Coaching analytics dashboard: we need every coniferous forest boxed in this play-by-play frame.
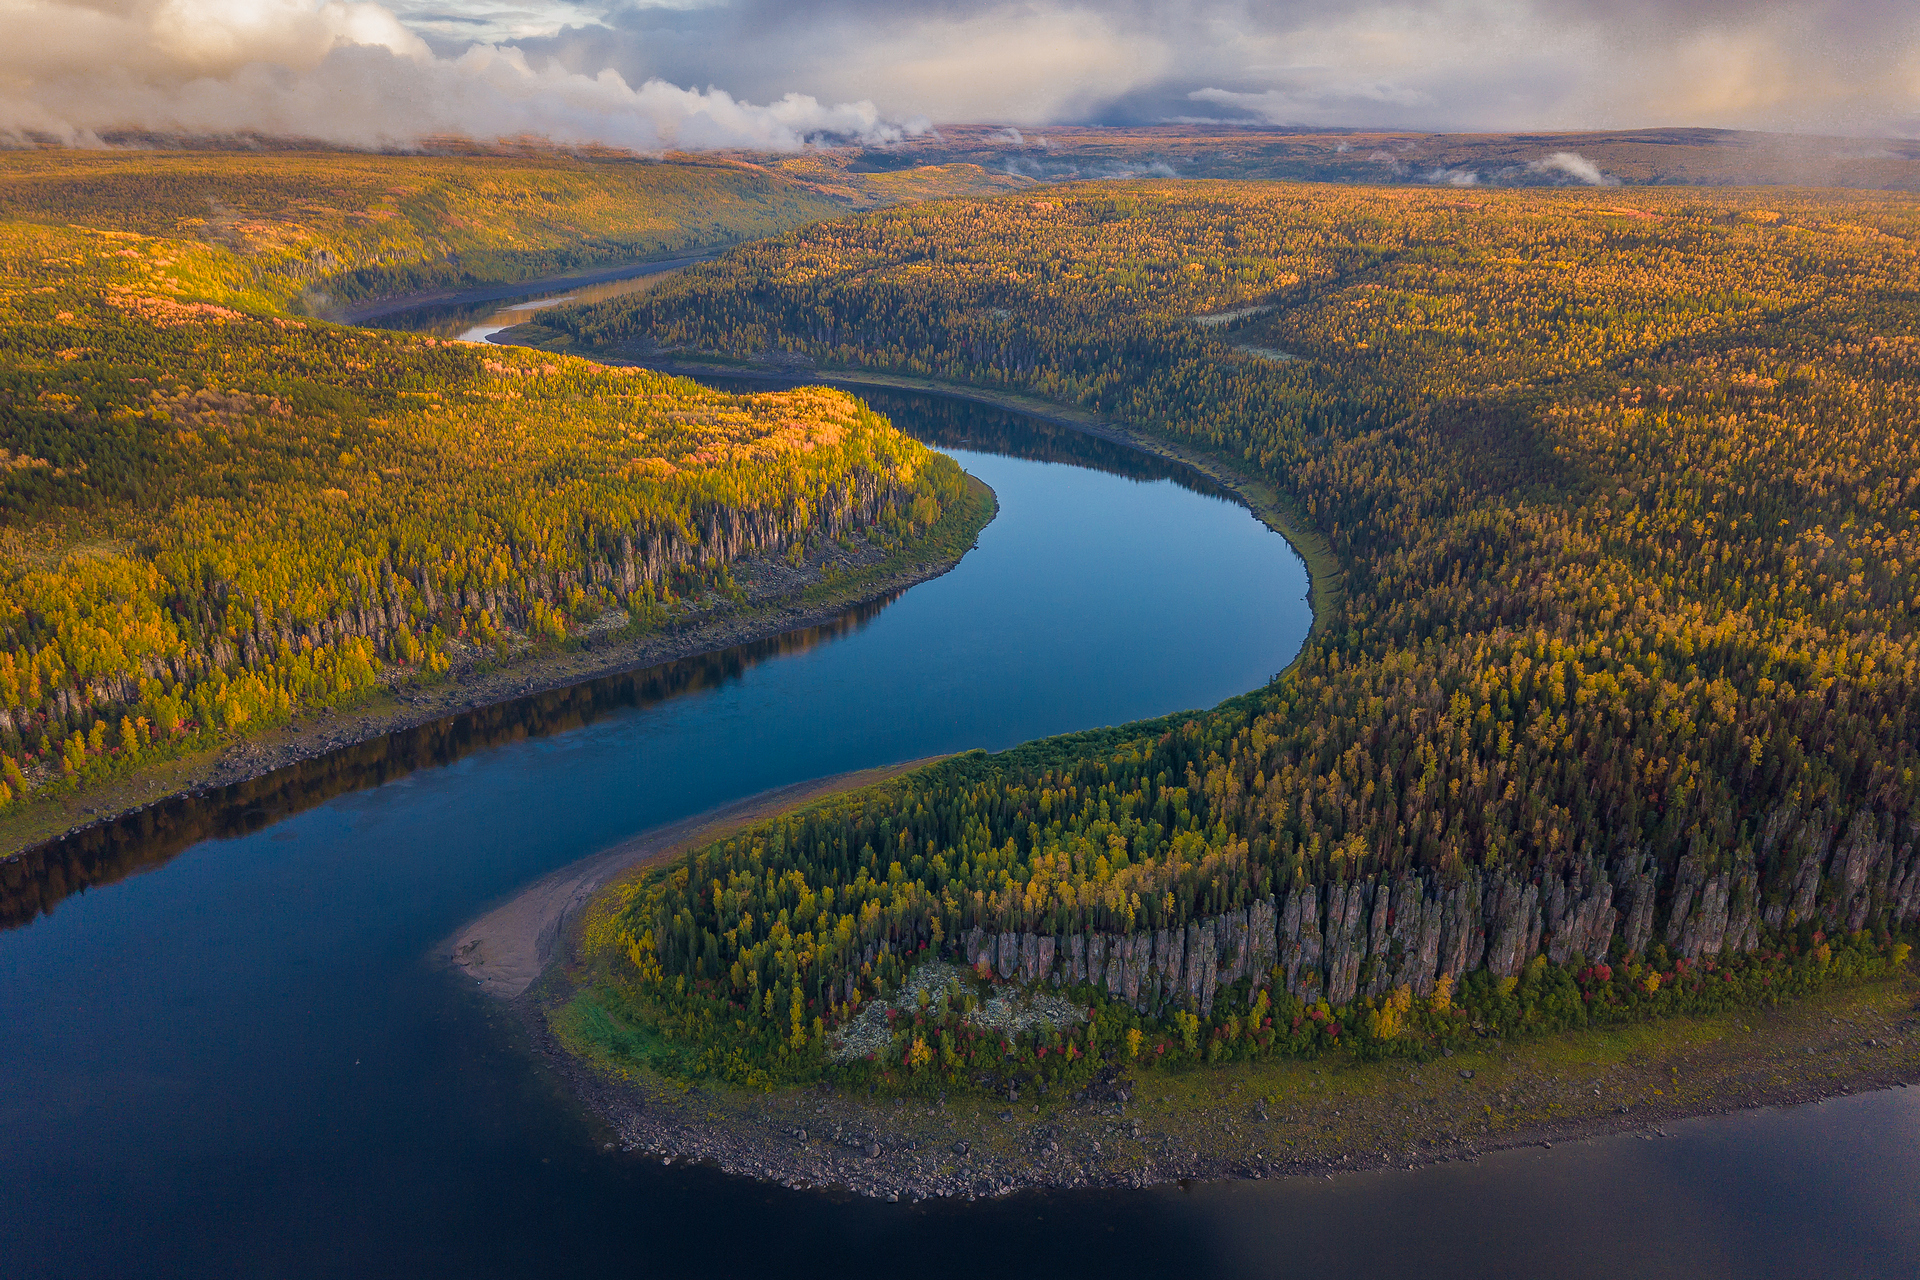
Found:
[0,155,967,816]
[548,182,1920,1089]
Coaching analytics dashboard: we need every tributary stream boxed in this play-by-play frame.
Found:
[1,357,1915,1276]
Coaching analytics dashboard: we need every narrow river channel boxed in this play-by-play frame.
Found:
[1,355,1914,1277]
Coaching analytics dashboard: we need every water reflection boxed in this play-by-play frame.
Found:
[360,261,692,340]
[699,376,1233,499]
[0,378,1259,931]
[366,286,1237,499]
[0,599,890,931]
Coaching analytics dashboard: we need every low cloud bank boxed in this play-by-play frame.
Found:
[1528,151,1619,186]
[3,1,1914,152]
[1361,148,1618,188]
[0,1,916,150]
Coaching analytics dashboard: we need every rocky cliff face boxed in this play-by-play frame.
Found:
[951,809,1919,1016]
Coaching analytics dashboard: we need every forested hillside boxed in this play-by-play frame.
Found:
[0,150,854,315]
[840,125,1920,191]
[0,176,967,818]
[554,182,1920,1084]
[0,149,1036,315]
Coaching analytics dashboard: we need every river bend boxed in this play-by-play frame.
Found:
[2,384,1914,1279]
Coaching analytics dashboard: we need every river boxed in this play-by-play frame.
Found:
[1,343,1914,1277]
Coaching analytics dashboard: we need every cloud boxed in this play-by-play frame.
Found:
[1004,153,1177,180]
[1,1,1915,148]
[519,0,1920,136]
[0,0,916,149]
[1528,151,1617,185]
[386,2,615,45]
[530,3,1170,126]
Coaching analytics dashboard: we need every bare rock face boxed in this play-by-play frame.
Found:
[1126,931,1151,1008]
[1788,810,1833,925]
[1759,801,1798,932]
[930,807,1915,1023]
[1369,877,1427,997]
[1482,875,1540,979]
[1889,838,1920,925]
[1119,933,1145,1006]
[1245,898,1279,983]
[1438,875,1483,981]
[1619,859,1658,960]
[965,928,992,973]
[1106,933,1132,1003]
[1153,927,1182,1008]
[1830,811,1890,932]
[1681,873,1732,959]
[1362,885,1394,999]
[1544,858,1617,967]
[1324,881,1370,1005]
[1183,918,1218,1014]
[1216,907,1251,988]
[1725,871,1762,955]
[1278,887,1324,999]
[1666,853,1715,956]
[1015,933,1036,983]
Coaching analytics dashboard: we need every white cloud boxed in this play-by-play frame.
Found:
[1528,151,1617,185]
[386,1,616,45]
[523,0,1920,136]
[0,0,914,149]
[1,0,1916,147]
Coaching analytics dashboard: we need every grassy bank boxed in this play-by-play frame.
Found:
[544,878,1915,1199]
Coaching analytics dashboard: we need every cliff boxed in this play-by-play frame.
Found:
[946,808,1919,1015]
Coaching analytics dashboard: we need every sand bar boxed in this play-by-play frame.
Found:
[446,757,945,998]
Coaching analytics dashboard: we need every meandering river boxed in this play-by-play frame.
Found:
[2,376,1915,1278]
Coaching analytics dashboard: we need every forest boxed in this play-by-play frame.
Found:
[825,125,1920,191]
[0,149,847,313]
[0,164,967,817]
[0,148,1029,314]
[550,181,1920,1089]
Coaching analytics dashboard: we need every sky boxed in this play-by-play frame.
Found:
[2,1,1915,150]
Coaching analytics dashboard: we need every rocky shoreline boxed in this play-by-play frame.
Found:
[523,973,1919,1202]
[0,479,994,862]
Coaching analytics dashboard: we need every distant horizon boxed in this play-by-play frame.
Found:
[4,1,1914,153]
[12,122,1919,194]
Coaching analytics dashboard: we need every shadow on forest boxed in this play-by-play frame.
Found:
[697,375,1235,500]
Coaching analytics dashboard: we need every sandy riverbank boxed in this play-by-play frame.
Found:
[447,759,946,998]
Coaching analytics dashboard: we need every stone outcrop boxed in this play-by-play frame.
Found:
[941,804,1920,1016]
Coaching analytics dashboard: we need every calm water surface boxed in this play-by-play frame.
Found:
[1,390,1914,1278]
